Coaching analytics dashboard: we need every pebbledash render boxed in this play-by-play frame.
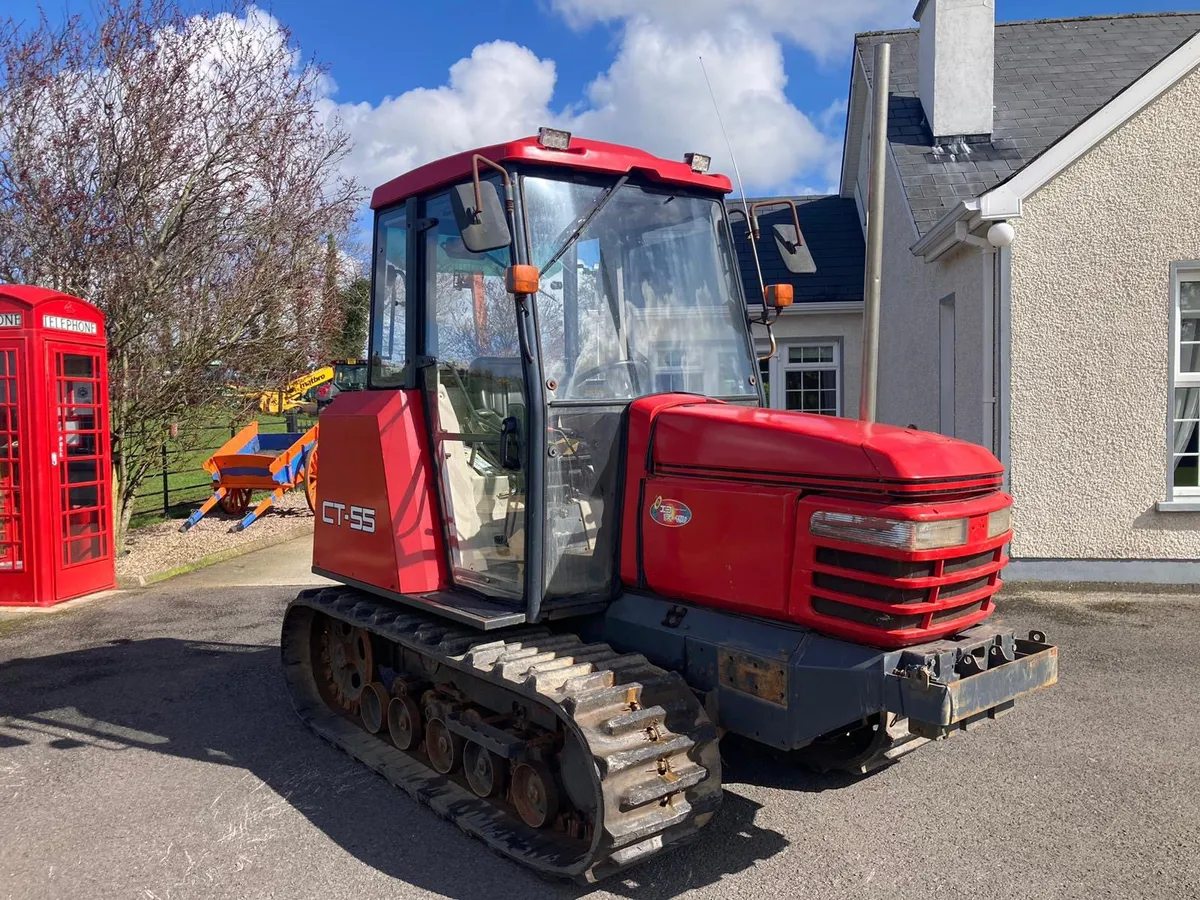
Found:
[1008,63,1200,566]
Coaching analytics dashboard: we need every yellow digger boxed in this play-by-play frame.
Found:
[241,359,367,415]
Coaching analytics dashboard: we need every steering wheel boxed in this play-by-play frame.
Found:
[562,359,649,400]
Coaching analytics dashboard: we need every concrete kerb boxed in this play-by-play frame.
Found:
[116,521,315,588]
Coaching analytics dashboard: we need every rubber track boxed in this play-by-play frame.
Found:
[280,586,722,883]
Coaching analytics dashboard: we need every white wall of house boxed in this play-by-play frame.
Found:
[871,157,990,444]
[1007,63,1200,560]
[752,308,863,417]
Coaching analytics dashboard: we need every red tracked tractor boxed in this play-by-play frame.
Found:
[280,129,1057,883]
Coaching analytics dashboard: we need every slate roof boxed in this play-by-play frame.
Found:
[727,196,865,304]
[856,13,1200,236]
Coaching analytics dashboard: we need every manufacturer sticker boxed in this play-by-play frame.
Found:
[649,496,692,528]
[43,314,98,335]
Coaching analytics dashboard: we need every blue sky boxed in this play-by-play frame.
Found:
[278,0,1196,129]
[7,0,1200,195]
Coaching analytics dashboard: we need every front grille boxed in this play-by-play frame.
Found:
[811,597,924,630]
[808,539,1003,640]
[815,547,934,579]
[813,572,928,604]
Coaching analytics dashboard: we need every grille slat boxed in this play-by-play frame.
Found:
[814,547,934,579]
[938,575,991,600]
[813,573,928,604]
[944,550,999,575]
[931,600,985,624]
[811,597,924,630]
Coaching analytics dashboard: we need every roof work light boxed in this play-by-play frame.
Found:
[537,127,572,150]
[684,153,711,173]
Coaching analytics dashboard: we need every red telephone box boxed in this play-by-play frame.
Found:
[0,285,115,606]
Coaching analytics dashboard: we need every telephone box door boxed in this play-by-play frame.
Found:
[46,341,112,600]
[0,339,31,597]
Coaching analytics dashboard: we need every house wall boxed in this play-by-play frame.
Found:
[875,158,988,443]
[762,309,864,415]
[1008,63,1200,560]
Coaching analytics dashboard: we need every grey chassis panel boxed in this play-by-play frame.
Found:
[586,592,1056,751]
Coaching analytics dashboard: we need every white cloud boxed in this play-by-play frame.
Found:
[550,0,909,61]
[324,41,557,195]
[319,0,905,196]
[567,17,834,192]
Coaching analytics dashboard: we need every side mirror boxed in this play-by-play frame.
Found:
[745,199,816,275]
[450,180,511,253]
[772,223,817,275]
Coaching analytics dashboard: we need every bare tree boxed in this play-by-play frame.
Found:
[0,1,362,542]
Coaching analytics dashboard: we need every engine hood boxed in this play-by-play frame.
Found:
[640,399,1003,496]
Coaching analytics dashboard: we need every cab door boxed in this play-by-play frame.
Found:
[421,188,527,600]
[45,341,112,600]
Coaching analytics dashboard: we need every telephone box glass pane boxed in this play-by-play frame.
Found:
[0,349,23,572]
[54,351,108,568]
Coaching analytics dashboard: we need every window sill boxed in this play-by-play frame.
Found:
[1157,499,1200,512]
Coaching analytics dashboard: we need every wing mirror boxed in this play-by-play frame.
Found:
[449,155,514,253]
[749,199,815,275]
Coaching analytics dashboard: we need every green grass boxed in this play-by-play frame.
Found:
[127,412,317,529]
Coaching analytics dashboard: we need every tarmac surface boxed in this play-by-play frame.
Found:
[2,538,1199,900]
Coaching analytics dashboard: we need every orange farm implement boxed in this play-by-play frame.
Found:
[180,422,318,533]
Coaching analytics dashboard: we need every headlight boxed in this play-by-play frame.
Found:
[987,507,1012,538]
[810,511,969,551]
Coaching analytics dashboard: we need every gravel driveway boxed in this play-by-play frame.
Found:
[117,491,313,582]
[1,551,1199,900]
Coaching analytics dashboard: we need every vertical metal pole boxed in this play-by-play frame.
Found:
[859,41,891,423]
[161,442,169,516]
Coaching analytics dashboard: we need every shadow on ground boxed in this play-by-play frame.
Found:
[0,630,857,899]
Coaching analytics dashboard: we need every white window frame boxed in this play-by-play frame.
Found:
[653,347,704,394]
[1167,262,1200,502]
[758,339,842,416]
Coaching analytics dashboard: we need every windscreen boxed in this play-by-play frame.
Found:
[523,177,757,402]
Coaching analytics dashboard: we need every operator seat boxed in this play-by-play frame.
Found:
[467,356,525,426]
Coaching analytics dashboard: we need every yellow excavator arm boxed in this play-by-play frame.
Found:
[257,365,335,415]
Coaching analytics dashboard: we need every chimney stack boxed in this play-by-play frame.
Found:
[914,0,995,140]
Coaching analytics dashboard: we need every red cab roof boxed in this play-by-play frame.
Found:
[370,136,733,210]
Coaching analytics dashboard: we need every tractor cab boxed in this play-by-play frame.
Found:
[366,131,759,610]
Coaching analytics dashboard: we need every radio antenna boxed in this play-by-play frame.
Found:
[699,56,765,304]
